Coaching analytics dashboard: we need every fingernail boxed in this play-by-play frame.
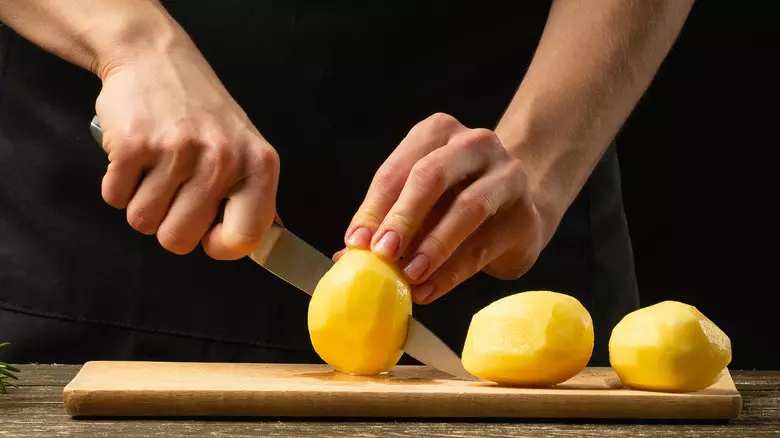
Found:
[414,283,435,303]
[346,227,371,248]
[373,231,400,259]
[404,254,430,281]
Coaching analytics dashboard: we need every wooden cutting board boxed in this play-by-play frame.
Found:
[62,361,742,420]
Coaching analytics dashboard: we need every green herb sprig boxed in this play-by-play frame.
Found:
[0,342,20,393]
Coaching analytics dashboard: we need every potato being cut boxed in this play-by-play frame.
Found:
[308,249,412,375]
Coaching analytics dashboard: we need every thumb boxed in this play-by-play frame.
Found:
[202,173,278,260]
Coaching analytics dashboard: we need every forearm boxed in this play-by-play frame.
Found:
[495,0,694,243]
[0,0,186,79]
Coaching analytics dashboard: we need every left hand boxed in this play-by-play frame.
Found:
[337,113,545,304]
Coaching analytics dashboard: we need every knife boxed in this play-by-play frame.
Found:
[89,116,478,381]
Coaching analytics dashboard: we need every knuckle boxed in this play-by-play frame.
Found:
[488,251,538,280]
[464,128,498,146]
[101,189,126,209]
[425,112,459,132]
[200,137,226,166]
[160,122,198,154]
[457,191,494,219]
[372,162,404,190]
[453,128,504,162]
[353,207,384,228]
[408,112,459,137]
[202,132,231,153]
[157,228,197,255]
[167,141,194,166]
[387,210,415,232]
[163,134,195,157]
[458,128,502,157]
[109,136,147,161]
[201,146,239,188]
[423,234,450,260]
[112,118,148,144]
[126,206,158,235]
[410,158,448,193]
[470,245,491,268]
[199,151,223,181]
[446,268,461,288]
[101,166,130,209]
[248,145,280,179]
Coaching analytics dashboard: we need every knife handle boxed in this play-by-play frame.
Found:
[89,115,283,228]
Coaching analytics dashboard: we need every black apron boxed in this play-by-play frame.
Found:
[0,1,638,366]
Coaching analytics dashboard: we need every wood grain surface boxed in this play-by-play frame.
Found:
[60,361,743,420]
[1,365,777,437]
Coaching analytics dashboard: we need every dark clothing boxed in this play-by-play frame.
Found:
[0,1,638,366]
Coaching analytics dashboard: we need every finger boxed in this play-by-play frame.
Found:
[400,185,459,260]
[401,179,474,260]
[412,198,539,305]
[333,247,349,262]
[202,147,280,260]
[409,177,470,244]
[343,164,404,251]
[344,113,466,251]
[401,162,521,284]
[125,152,196,235]
[371,128,503,262]
[410,217,513,305]
[155,179,223,255]
[155,144,241,255]
[101,141,149,209]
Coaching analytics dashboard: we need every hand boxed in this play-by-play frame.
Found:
[95,36,279,260]
[339,113,545,304]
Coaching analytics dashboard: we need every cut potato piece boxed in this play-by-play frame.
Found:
[308,249,412,375]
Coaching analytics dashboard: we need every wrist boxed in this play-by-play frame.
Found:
[86,6,189,81]
[527,179,567,249]
[496,104,583,247]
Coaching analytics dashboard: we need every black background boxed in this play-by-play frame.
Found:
[616,1,776,370]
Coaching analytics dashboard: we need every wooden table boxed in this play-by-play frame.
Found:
[1,365,778,437]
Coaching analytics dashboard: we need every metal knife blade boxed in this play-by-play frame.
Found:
[404,318,478,381]
[89,115,478,381]
[248,221,332,296]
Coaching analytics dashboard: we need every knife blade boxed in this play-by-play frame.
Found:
[89,116,478,381]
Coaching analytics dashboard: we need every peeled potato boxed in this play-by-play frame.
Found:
[307,249,412,375]
[609,300,732,392]
[462,290,594,386]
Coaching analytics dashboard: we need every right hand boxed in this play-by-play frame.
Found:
[94,33,280,260]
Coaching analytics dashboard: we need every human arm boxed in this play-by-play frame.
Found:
[494,0,695,251]
[0,0,178,77]
[0,0,280,259]
[342,0,695,303]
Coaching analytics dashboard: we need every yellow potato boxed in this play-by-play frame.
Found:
[308,249,412,375]
[462,290,594,386]
[609,300,732,392]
